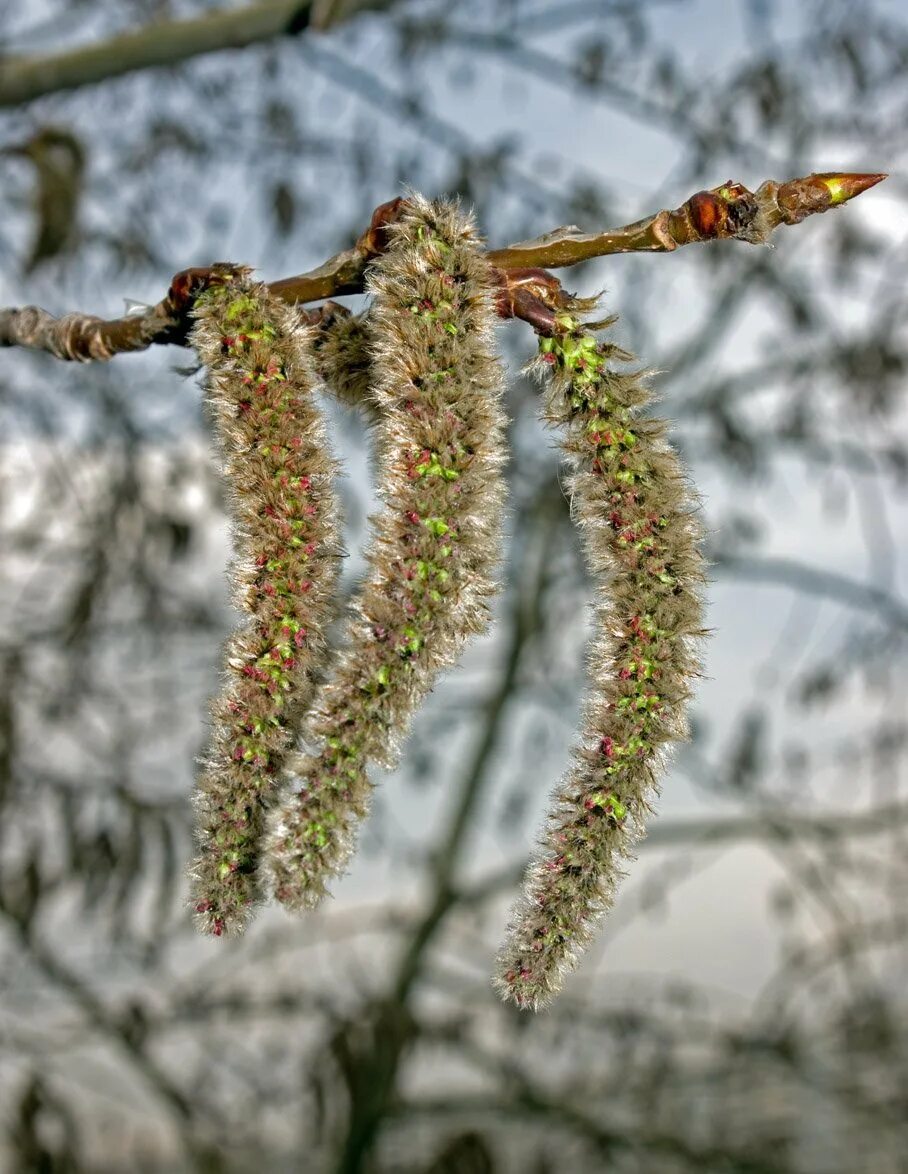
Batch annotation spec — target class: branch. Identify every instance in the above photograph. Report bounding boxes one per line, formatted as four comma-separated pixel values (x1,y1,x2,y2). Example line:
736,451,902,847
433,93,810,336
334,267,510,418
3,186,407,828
713,552,908,631
0,172,885,365
457,798,908,908
0,906,221,1166
325,493,556,1174
485,171,887,267
0,0,403,109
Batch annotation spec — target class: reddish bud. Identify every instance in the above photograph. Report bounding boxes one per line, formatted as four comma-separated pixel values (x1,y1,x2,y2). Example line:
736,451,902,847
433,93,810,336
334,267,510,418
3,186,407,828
688,190,725,238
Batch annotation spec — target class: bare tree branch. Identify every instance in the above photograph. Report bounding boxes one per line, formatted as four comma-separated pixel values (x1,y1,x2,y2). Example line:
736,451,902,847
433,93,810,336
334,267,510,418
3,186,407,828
0,0,404,109
0,172,885,367
714,553,908,630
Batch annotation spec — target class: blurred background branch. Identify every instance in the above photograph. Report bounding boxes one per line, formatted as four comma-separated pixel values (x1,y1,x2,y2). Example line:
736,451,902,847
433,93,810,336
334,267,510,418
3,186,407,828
0,1,407,108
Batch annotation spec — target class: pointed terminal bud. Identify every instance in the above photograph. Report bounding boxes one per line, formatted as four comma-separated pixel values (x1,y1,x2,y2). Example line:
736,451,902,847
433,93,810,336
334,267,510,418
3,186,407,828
815,171,887,206
771,171,887,226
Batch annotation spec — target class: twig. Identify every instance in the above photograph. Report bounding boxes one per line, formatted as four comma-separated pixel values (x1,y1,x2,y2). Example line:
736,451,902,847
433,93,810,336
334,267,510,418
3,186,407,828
0,907,223,1170
713,552,908,631
0,0,405,109
0,172,885,365
455,798,908,907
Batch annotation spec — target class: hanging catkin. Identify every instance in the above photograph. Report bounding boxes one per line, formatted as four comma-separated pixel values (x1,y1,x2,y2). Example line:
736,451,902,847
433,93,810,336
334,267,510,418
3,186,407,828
189,269,342,935
495,306,706,1009
266,196,509,910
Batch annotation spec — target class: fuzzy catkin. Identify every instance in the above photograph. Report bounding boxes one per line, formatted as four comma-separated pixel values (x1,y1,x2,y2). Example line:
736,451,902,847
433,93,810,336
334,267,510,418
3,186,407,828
496,308,706,1009
265,196,508,910
312,308,376,413
189,269,342,936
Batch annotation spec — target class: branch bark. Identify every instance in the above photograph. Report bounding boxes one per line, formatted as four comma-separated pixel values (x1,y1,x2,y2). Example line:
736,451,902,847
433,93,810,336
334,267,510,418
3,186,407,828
0,0,403,109
0,172,885,365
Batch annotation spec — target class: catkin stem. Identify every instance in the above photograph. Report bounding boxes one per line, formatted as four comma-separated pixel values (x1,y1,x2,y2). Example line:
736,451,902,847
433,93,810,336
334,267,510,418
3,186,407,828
495,308,706,1009
265,196,509,910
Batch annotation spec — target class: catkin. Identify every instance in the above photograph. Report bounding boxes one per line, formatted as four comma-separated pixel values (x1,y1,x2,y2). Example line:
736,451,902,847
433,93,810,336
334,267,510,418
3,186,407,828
312,306,376,413
495,308,706,1009
189,269,342,935
265,195,508,909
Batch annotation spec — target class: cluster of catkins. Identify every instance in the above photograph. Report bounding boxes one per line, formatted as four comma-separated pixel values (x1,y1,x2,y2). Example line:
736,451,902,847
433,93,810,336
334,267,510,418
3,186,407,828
189,194,705,1008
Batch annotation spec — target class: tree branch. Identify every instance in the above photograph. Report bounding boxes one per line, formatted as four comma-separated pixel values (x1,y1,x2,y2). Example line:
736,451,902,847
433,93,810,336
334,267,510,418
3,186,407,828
0,0,403,109
0,172,885,365
456,798,908,909
713,552,908,631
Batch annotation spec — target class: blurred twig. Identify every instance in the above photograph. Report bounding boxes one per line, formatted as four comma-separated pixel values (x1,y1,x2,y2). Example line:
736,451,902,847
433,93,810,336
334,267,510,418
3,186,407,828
0,0,406,109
